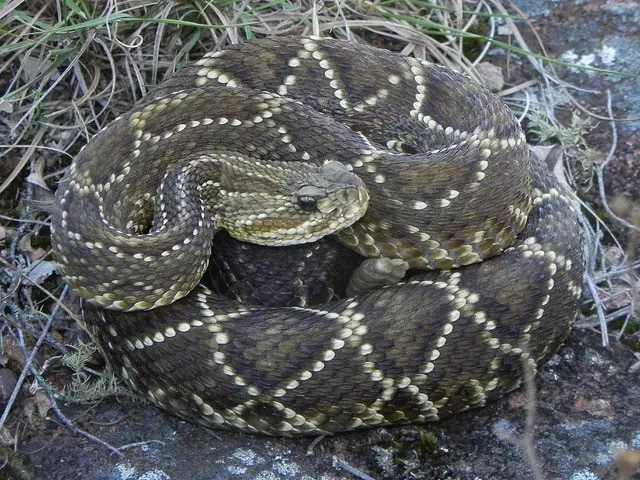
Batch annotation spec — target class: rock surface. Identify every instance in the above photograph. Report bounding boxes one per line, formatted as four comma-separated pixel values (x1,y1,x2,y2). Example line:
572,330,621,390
18,329,639,480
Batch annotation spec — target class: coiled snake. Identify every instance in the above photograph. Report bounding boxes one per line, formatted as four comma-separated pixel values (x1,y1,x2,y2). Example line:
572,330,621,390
51,37,585,436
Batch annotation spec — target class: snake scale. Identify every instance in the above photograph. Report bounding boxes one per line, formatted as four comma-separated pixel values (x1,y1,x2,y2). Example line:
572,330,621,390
51,37,585,436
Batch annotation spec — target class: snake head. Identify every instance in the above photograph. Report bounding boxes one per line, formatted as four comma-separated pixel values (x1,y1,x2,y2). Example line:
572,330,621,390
217,159,369,246
296,160,368,213
295,159,370,226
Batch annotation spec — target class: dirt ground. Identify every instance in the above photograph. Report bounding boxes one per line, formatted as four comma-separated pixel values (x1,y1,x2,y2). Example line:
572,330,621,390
2,0,640,479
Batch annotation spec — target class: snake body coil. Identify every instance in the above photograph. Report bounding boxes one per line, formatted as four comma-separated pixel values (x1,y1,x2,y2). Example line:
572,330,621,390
51,37,585,436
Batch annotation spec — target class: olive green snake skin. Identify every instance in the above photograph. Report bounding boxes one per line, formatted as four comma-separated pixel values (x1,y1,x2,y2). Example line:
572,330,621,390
51,37,585,436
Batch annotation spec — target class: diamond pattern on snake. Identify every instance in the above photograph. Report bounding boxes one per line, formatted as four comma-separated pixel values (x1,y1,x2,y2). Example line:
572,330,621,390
51,37,585,435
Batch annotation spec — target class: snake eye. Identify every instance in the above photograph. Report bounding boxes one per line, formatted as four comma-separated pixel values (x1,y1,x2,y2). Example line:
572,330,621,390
297,196,317,211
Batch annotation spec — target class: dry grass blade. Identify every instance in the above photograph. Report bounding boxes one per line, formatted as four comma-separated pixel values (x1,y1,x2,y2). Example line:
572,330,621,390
0,0,27,20
0,129,44,196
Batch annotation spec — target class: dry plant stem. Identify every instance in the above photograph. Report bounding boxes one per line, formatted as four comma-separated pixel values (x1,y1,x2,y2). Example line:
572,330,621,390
151,2,174,86
593,259,640,283
5,297,125,456
4,302,68,356
333,456,377,480
118,440,166,451
471,0,495,66
585,256,610,345
0,256,81,322
0,144,73,162
0,286,67,433
0,1,28,20
579,198,627,267
615,309,634,341
575,305,634,329
14,323,123,457
41,387,123,457
498,357,544,480
584,231,636,338
306,434,326,455
0,129,45,197
586,90,639,343
498,79,538,97
311,0,320,37
0,214,51,227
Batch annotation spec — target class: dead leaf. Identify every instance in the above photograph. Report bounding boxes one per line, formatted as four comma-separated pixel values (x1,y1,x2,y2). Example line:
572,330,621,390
0,101,14,114
616,448,640,480
0,369,18,403
18,234,33,254
476,62,504,92
0,225,11,243
26,158,49,190
22,389,52,420
29,247,47,262
0,338,25,369
34,390,51,418
23,260,57,285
